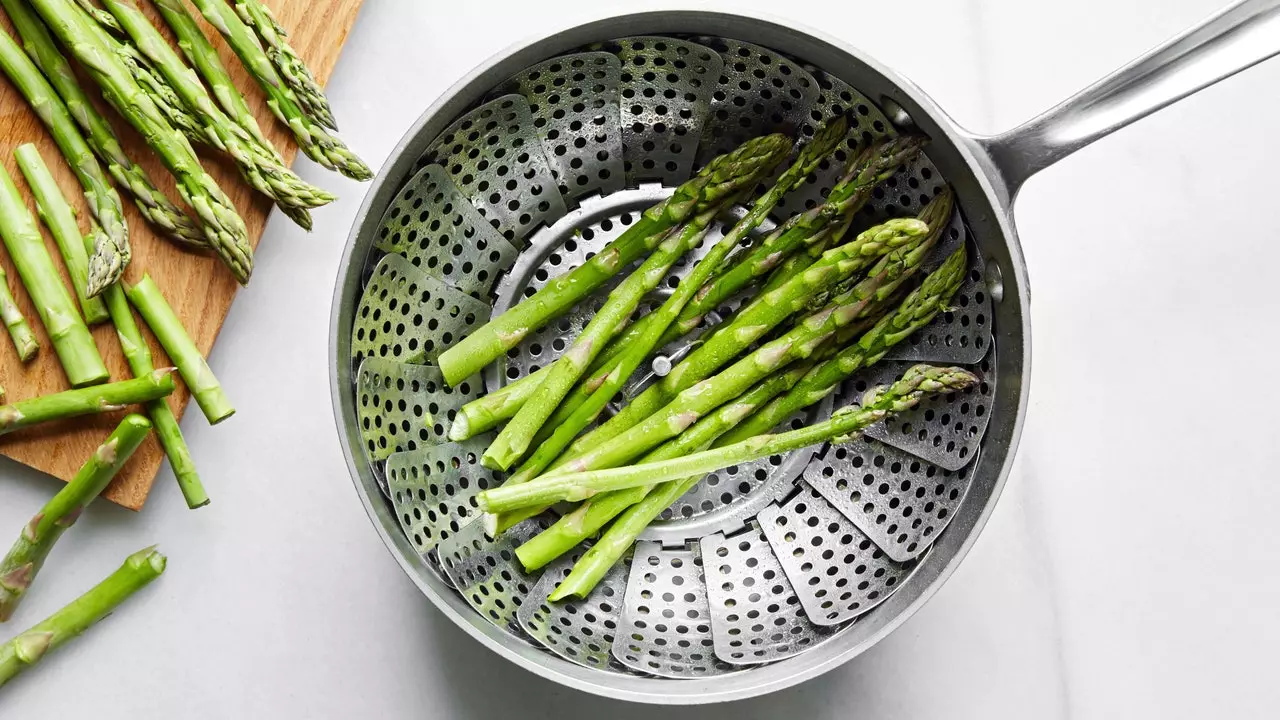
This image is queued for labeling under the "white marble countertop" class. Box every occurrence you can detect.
[4,0,1279,716]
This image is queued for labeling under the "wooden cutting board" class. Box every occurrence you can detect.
[0,0,365,509]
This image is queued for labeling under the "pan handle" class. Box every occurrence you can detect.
[975,0,1280,201]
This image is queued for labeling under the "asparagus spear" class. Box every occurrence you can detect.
[101,0,333,226]
[92,245,206,507]
[0,25,128,293]
[1,0,206,248]
[0,414,151,621]
[0,162,108,387]
[0,264,39,361]
[0,546,165,687]
[232,0,336,129]
[71,0,119,32]
[188,0,370,181]
[759,215,853,294]
[28,0,254,282]
[13,145,108,325]
[512,361,812,567]
[481,207,721,471]
[437,133,793,386]
[476,136,924,421]
[126,275,233,424]
[0,369,174,434]
[542,365,979,599]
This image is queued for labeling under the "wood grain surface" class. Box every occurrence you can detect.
[0,0,364,509]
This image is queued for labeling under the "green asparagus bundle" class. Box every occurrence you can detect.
[1,0,206,248]
[0,265,38,362]
[93,250,206,507]
[0,24,129,293]
[0,546,165,687]
[126,275,234,424]
[537,365,979,599]
[189,0,371,181]
[29,0,254,282]
[13,145,109,325]
[437,133,792,386]
[232,0,336,129]
[101,0,333,227]
[469,135,924,427]
[0,370,174,435]
[0,414,151,621]
[0,162,108,387]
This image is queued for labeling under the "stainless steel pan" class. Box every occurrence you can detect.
[329,1,1280,703]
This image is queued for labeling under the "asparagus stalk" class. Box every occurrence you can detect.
[555,216,933,465]
[0,414,151,621]
[0,0,206,248]
[232,0,336,129]
[720,192,960,444]
[13,145,108,325]
[481,206,722,470]
[0,369,174,434]
[484,363,976,515]
[437,134,792,386]
[0,546,165,687]
[101,0,333,226]
[0,264,39,362]
[0,25,128,293]
[93,251,206,507]
[543,365,978,599]
[188,0,371,181]
[760,215,853,294]
[28,0,254,282]
[478,136,924,420]
[512,361,811,566]
[126,275,233,424]
[71,0,119,32]
[0,163,108,387]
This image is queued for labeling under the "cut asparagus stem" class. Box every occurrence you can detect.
[491,367,976,600]
[126,275,233,424]
[189,0,371,181]
[101,0,333,226]
[0,546,165,687]
[28,0,254,282]
[498,119,850,473]
[0,369,173,435]
[482,205,721,471]
[0,163,108,387]
[436,133,793,386]
[13,145,109,325]
[0,414,151,621]
[0,264,39,362]
[232,0,336,129]
[555,215,933,467]
[480,135,925,422]
[720,190,959,444]
[93,260,206,508]
[0,0,206,248]
[512,362,811,567]
[0,25,128,293]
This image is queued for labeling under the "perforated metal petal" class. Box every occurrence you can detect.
[885,246,993,364]
[439,517,551,632]
[351,254,491,367]
[859,353,997,471]
[422,94,568,245]
[387,439,499,555]
[803,436,976,563]
[586,37,723,186]
[701,523,841,664]
[613,542,742,678]
[373,164,519,300]
[758,486,915,625]
[688,37,819,167]
[517,546,630,672]
[355,359,483,463]
[499,53,625,203]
